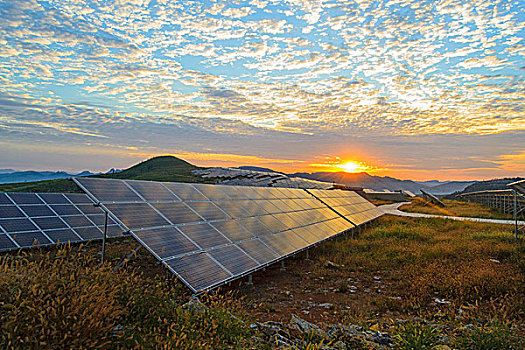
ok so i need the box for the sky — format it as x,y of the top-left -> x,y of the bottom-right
0,0 -> 524,181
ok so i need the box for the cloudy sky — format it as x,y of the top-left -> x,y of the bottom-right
0,0 -> 523,180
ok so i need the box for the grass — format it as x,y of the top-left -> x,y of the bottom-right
241,216 -> 524,348
1,216 -> 523,348
399,197 -> 515,220
0,242 -> 253,349
0,179 -> 81,193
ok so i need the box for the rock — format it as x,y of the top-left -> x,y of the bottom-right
489,258 -> 501,263
332,340 -> 347,349
433,345 -> 452,350
256,321 -> 290,338
371,332 -> 393,345
182,296 -> 207,313
325,260 -> 341,268
434,298 -> 450,304
290,314 -> 327,337
319,302 -> 334,309
458,323 -> 475,331
273,333 -> 296,347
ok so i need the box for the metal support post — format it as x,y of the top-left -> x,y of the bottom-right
280,260 -> 286,271
305,249 -> 310,260
101,210 -> 108,266
245,274 -> 253,286
514,189 -> 518,241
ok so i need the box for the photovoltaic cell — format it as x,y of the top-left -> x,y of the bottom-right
0,193 -> 12,205
134,226 -> 199,259
127,181 -> 179,202
74,178 -> 383,293
209,245 -> 258,275
307,189 -> 383,226
39,193 -> 70,204
11,231 -> 52,247
0,234 -> 17,249
151,202 -> 203,224
178,223 -> 230,249
186,202 -> 229,221
0,206 -> 25,218
163,183 -> 207,201
237,239 -> 279,265
165,253 -> 231,291
0,192 -> 125,252
104,203 -> 169,229
211,220 -> 254,241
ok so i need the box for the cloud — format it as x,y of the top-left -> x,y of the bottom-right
0,0 -> 523,178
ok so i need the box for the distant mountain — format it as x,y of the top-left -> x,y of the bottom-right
0,169 -> 16,174
422,181 -> 476,194
287,172 -> 474,194
414,180 -> 448,187
228,167 -> 476,195
237,166 -> 285,174
0,170 -> 99,184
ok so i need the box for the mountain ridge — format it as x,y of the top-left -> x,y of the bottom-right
0,170 -> 100,184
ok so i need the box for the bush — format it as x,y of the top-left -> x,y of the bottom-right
393,322 -> 441,350
0,245 -> 252,349
454,322 -> 524,350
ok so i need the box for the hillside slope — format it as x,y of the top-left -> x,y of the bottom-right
98,156 -> 206,183
446,177 -> 525,199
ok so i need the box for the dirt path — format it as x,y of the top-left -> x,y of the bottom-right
378,202 -> 525,226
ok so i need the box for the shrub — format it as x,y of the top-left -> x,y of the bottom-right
454,322 -> 524,350
392,321 -> 441,350
0,245 -> 252,349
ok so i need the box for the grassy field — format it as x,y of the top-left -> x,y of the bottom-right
0,178 -> 81,193
400,197 -> 515,220
1,216 -> 523,349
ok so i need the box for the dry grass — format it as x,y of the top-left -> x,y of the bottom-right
1,216 -> 523,349
315,216 -> 523,316
0,242 -> 252,349
241,216 -> 524,348
399,197 -> 514,220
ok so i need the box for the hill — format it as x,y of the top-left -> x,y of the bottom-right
98,155 -> 206,183
0,156 -> 210,193
446,177 -> 525,199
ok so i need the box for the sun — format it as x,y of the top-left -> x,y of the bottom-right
337,161 -> 368,173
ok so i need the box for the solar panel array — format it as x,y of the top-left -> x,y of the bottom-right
75,178 -> 361,292
0,192 -> 124,252
193,167 -> 336,189
307,189 -> 383,226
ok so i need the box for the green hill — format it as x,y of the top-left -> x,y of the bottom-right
99,156 -> 205,183
0,156 -> 210,193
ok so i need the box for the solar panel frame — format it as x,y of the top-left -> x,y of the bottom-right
74,178 -> 382,293
0,192 -> 125,252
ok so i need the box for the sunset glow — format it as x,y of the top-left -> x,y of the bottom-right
337,161 -> 369,174
0,0 -> 523,180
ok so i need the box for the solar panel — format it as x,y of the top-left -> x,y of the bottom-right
307,189 -> 383,226
75,178 -> 361,293
0,192 -> 125,252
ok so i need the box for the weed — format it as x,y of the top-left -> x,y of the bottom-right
393,321 -> 441,349
454,321 -> 524,350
